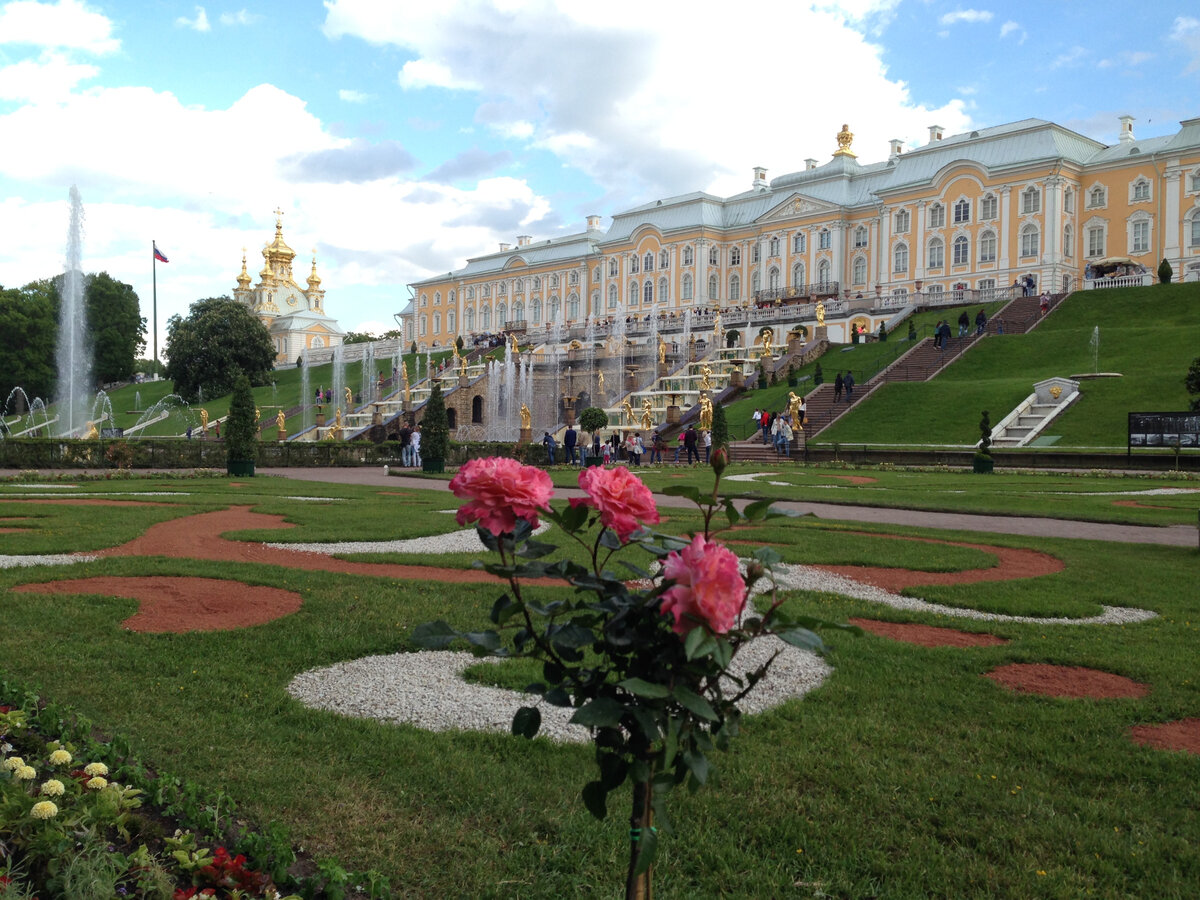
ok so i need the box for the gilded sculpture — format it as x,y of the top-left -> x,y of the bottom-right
520,403 -> 532,430
698,395 -> 713,431
699,365 -> 713,392
788,391 -> 802,425
834,123 -> 856,157
640,398 -> 654,431
815,301 -> 825,326
276,409 -> 286,431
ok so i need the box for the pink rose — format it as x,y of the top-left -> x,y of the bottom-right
570,465 -> 660,542
449,457 -> 554,536
660,535 -> 746,635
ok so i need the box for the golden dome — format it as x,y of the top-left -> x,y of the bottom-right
262,207 -> 296,266
236,247 -> 251,290
307,250 -> 322,288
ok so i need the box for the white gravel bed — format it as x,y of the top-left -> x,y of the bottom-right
267,522 -> 550,556
0,553 -> 93,569
0,491 -> 189,498
280,496 -> 347,502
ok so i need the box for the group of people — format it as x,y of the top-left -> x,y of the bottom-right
540,425 -> 713,466
833,371 -> 855,402
954,309 -> 989,337
753,405 -> 804,457
396,422 -> 422,467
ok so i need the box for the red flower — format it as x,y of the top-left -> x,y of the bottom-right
570,465 -> 660,543
660,535 -> 747,635
450,457 -> 554,536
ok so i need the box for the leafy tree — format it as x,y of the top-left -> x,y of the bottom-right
1187,357 -> 1200,411
711,399 -> 729,451
421,381 -> 450,461
343,331 -> 376,344
1158,258 -> 1173,284
0,281 -> 56,405
135,358 -> 165,379
455,335 -> 464,353
579,407 -> 608,436
164,297 -> 275,402
86,272 -> 145,384
225,371 -> 258,465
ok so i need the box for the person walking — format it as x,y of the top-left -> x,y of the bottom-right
399,422 -> 413,467
651,432 -> 666,463
703,428 -> 712,463
932,321 -> 943,349
843,371 -> 855,402
564,424 -> 578,466
760,410 -> 771,444
780,418 -> 793,457
541,431 -> 557,464
834,372 -> 844,402
674,431 -> 684,463
684,425 -> 700,464
939,320 -> 952,348
410,425 -> 422,466
591,431 -> 602,461
771,415 -> 784,455
975,308 -> 987,335
957,310 -> 970,337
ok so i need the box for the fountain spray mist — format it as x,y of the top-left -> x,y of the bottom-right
56,186 -> 93,436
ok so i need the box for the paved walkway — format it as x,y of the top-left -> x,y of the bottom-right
258,468 -> 1199,548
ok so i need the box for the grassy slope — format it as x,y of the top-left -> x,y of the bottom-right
819,283 -> 1200,447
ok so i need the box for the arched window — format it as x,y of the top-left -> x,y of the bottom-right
628,281 -> 638,304
1020,186 -> 1041,215
482,285 -> 490,298
751,242 -> 761,263
567,294 -> 579,320
1130,177 -> 1151,203
531,298 -> 542,323
893,242 -> 909,273
466,287 -> 475,300
683,246 -> 694,266
658,277 -> 668,303
550,297 -> 560,323
1087,186 -> 1106,208
420,293 -> 427,307
550,274 -> 559,288
496,302 -> 506,325
769,236 -> 780,257
952,235 -> 969,266
434,291 -> 441,305
792,233 -> 806,254
643,281 -> 653,305
730,246 -> 742,265
449,290 -> 456,303
768,267 -> 780,291
751,271 -> 761,294
446,408 -> 456,429
472,395 -> 483,424
707,274 -> 717,300
894,209 -> 910,233
513,278 -> 523,293
927,238 -> 944,269
480,305 -> 491,329
854,226 -> 868,248
817,259 -> 831,285
729,274 -> 741,300
513,300 -> 525,323
792,262 -> 805,287
465,306 -> 475,331
644,252 -> 655,272
928,203 -> 945,228
1063,224 -> 1074,258
1020,224 -> 1040,258
608,258 -> 618,277
852,255 -> 867,284
953,198 -> 970,224
660,250 -> 670,269
608,284 -> 618,308
980,193 -> 998,219
708,245 -> 719,266
979,230 -> 997,262
681,274 -> 693,300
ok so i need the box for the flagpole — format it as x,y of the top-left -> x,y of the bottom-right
152,240 -> 159,367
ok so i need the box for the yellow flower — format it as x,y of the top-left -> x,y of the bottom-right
3,756 -> 24,771
41,779 -> 65,797
30,800 -> 58,819
84,762 -> 108,777
15,765 -> 36,781
86,776 -> 108,791
48,749 -> 72,766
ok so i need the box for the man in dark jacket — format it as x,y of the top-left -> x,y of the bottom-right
564,425 -> 578,465
683,425 -> 700,464
843,371 -> 855,402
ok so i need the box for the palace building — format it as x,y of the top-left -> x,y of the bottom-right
400,115 -> 1200,350
233,211 -> 345,363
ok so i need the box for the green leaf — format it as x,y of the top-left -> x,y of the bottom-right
663,717 -> 681,768
723,500 -> 740,527
517,538 -> 556,560
660,484 -> 703,503
582,781 -> 608,820
672,685 -> 718,721
683,627 -> 718,661
682,749 -> 710,785
711,637 -> 732,669
512,706 -> 541,739
633,822 -> 658,875
598,528 -> 623,551
463,630 -> 501,652
548,623 -> 595,650
570,697 -> 625,728
628,706 -> 663,743
490,594 -> 519,625
776,626 -> 825,653
554,502 -> 590,534
410,621 -> 458,649
742,498 -> 775,521
752,545 -> 782,567
618,678 -> 671,699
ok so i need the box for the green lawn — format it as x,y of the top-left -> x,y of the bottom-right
2,473 -> 1198,897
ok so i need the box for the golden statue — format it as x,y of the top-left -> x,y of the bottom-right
200,408 -> 209,432
335,408 -> 343,429
510,333 -> 520,355
713,311 -> 722,334
640,398 -> 654,431
82,420 -> 98,439
834,123 -> 856,157
276,409 -> 286,431
816,301 -> 826,326
344,386 -> 353,408
459,354 -> 468,377
759,330 -> 773,359
658,336 -> 667,365
621,399 -> 634,425
519,403 -> 532,430
699,395 -> 713,431
699,365 -> 713,392
788,391 -> 802,425
597,370 -> 605,394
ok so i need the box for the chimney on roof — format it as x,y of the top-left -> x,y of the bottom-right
805,158 -> 818,171
1119,115 -> 1135,143
889,139 -> 904,159
752,166 -> 768,188
499,243 -> 511,252
516,234 -> 532,247
928,125 -> 944,142
586,215 -> 601,231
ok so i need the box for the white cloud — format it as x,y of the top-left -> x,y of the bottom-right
175,5 -> 210,32
218,9 -> 261,26
0,0 -> 119,54
1170,16 -> 1200,72
1052,45 -> 1087,68
939,8 -> 993,25
999,20 -> 1019,37
0,54 -> 97,101
338,88 -> 369,103
323,0 -> 970,210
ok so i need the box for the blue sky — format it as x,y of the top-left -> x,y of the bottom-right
0,0 -> 1197,356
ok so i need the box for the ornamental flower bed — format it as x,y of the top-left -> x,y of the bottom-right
417,450 -> 853,898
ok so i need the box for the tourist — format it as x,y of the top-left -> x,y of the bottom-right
844,371 -> 855,402
591,431 -> 602,460
674,431 -> 685,463
1040,291 -> 1051,315
411,425 -> 422,466
624,432 -> 640,466
399,422 -> 413,466
753,408 -> 762,431
760,410 -> 772,444
651,432 -> 666,463
564,424 -> 578,466
938,320 -> 952,349
799,395 -> 807,427
601,440 -> 612,465
834,371 -> 844,402
542,431 -> 557,465
958,310 -> 970,337
975,308 -> 988,335
780,418 -> 793,457
703,429 -> 712,463
683,425 -> 700,464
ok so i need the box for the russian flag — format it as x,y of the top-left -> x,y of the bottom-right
154,246 -> 169,263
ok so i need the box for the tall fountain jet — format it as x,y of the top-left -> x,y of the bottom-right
56,186 -> 93,436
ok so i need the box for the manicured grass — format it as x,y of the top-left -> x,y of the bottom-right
2,474 -> 1198,897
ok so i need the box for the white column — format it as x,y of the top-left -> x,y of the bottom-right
999,187 -> 1012,270
876,207 -> 891,292
830,223 -> 844,296
1164,168 -> 1182,260
1044,175 -> 1062,264
698,239 -> 708,305
914,201 -> 926,280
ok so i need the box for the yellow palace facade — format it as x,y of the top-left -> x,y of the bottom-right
401,114 -> 1200,350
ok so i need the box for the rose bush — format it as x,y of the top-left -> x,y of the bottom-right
416,455 -> 851,898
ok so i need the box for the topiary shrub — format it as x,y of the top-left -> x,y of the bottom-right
1158,258 -> 1174,284
711,400 -> 729,452
813,363 -> 824,386
973,409 -> 994,474
225,371 -> 258,473
579,406 -> 609,435
878,322 -> 888,342
421,382 -> 450,462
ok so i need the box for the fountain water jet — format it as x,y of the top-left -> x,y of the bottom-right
56,186 -> 93,436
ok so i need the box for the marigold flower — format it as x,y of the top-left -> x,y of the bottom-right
660,534 -> 747,636
15,765 -> 36,781
2,756 -> 24,771
86,776 -> 108,790
83,762 -> 108,777
41,779 -> 65,796
48,749 -> 72,766
571,465 -> 660,542
450,457 -> 554,536
30,800 -> 58,819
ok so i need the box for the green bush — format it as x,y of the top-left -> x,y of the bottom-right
1158,258 -> 1173,284
579,407 -> 609,435
225,372 -> 258,465
420,383 -> 450,462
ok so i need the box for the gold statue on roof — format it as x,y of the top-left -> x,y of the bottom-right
834,123 -> 856,158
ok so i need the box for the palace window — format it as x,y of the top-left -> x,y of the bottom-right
448,310 -> 456,331
1087,225 -> 1105,258
894,209 -> 910,233
818,229 -> 831,250
661,250 -> 670,269
928,203 -> 945,228
1130,178 -> 1151,203
482,285 -> 490,297
979,230 -> 996,262
1020,224 -> 1039,258
893,242 -> 909,274
567,295 -> 579,320
729,274 -> 741,300
768,267 -> 780,291
769,236 -> 780,257
593,267 -> 600,281
608,284 -> 618,308
608,258 -> 618,277
466,287 -> 474,300
433,313 -> 440,333
496,302 -> 506,325
513,278 -> 523,293
498,283 -> 506,296
1064,189 -> 1074,214
926,284 -> 943,298
533,276 -> 541,290
1087,186 -> 1106,208
1020,186 -> 1041,215
927,238 -> 944,269
817,259 -> 831,285
707,274 -> 718,300
420,293 -> 427,307
854,225 -> 868,248
550,274 -> 559,288
569,271 -> 579,286
682,274 -> 693,300
1189,215 -> 1200,247
658,277 -> 668,302
852,255 -> 867,284
683,246 -> 694,266
465,307 -> 475,330
980,194 -> 997,220
730,246 -> 742,265
953,235 -> 969,266
953,199 -> 971,224
1063,224 -> 1074,258
630,256 -> 640,274
793,233 -> 806,253
532,298 -> 542,323
513,300 -> 525,323
434,291 -> 442,306
751,271 -> 761,294
1130,218 -> 1150,254
644,252 -> 655,272
628,282 -> 638,305
792,262 -> 805,287
549,297 -> 560,323
751,243 -> 761,263
643,280 -> 654,304
419,315 -> 427,336
708,246 -> 719,266
1191,170 -> 1200,192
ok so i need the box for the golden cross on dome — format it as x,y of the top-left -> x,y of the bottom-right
273,207 -> 285,228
